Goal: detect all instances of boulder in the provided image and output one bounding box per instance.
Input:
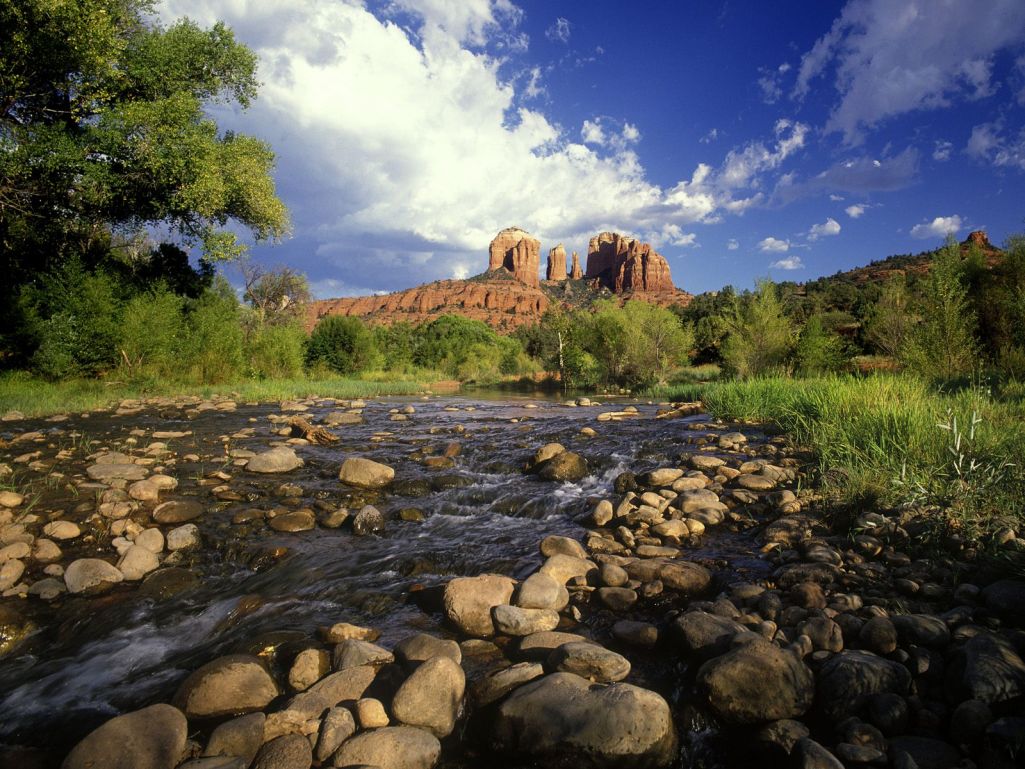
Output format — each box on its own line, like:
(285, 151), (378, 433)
(63, 704), (186, 769)
(152, 500), (204, 524)
(697, 638), (814, 724)
(173, 655), (279, 719)
(546, 642), (630, 683)
(332, 726), (441, 769)
(656, 561), (711, 596)
(492, 672), (677, 767)
(980, 579), (1025, 624)
(394, 633), (462, 666)
(537, 451), (588, 482)
(492, 605), (560, 636)
(64, 558), (124, 594)
(252, 734), (312, 769)
(314, 707), (355, 763)
(117, 545), (160, 581)
(268, 509), (316, 533)
(946, 632), (1025, 704)
(204, 713), (265, 766)
(247, 447), (303, 474)
(515, 573), (569, 611)
(470, 662), (545, 707)
(333, 639), (394, 670)
(352, 504), (386, 536)
(443, 574), (516, 638)
(339, 457), (395, 488)
(674, 611), (748, 660)
(815, 651), (911, 722)
(391, 655), (466, 738)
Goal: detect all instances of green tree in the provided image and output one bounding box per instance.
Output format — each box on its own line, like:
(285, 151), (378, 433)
(249, 322), (306, 379)
(794, 315), (848, 375)
(0, 1), (289, 293)
(864, 276), (913, 358)
(180, 278), (245, 383)
(307, 316), (380, 375)
(118, 286), (184, 379)
(902, 239), (979, 380)
(719, 280), (795, 378)
(620, 300), (694, 386)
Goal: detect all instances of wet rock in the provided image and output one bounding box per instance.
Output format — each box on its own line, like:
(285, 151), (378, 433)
(755, 719), (810, 757)
(443, 574), (516, 638)
(493, 605), (560, 636)
(352, 505), (385, 536)
(332, 726), (441, 769)
(64, 558), (124, 594)
(515, 573), (569, 611)
(950, 699), (993, 746)
(166, 524), (199, 550)
(796, 738), (845, 769)
(534, 443), (566, 464)
(173, 654), (279, 719)
(859, 616), (898, 655)
(539, 553), (595, 584)
(314, 707), (355, 762)
(339, 457), (395, 488)
(392, 655), (465, 737)
(63, 704), (187, 769)
(140, 568), (198, 599)
(204, 713), (265, 766)
(117, 544), (160, 580)
(816, 651), (911, 722)
(42, 520), (80, 540)
(492, 672), (677, 768)
(537, 451), (588, 483)
(269, 509), (316, 532)
(697, 637), (814, 724)
(152, 500), (204, 524)
(87, 462), (148, 481)
(247, 447), (303, 474)
(540, 534), (588, 559)
(0, 604), (35, 657)
(252, 734), (312, 769)
(394, 633), (462, 666)
(546, 642), (630, 683)
(639, 468), (684, 486)
(674, 611), (748, 661)
(946, 632), (1025, 704)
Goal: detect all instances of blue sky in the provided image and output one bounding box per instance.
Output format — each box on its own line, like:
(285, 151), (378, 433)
(160, 0), (1025, 296)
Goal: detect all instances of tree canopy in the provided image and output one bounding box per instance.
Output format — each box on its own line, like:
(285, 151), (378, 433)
(0, 0), (289, 290)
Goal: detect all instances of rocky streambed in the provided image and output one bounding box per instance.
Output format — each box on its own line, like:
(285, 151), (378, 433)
(0, 393), (1023, 769)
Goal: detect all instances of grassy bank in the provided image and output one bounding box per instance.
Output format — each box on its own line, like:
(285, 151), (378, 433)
(0, 372), (452, 418)
(652, 374), (1025, 537)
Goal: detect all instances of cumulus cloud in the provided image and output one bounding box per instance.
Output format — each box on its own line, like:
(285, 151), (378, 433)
(793, 0), (1025, 143)
(726, 239), (739, 250)
(545, 17), (571, 43)
(967, 121), (1025, 170)
(769, 256), (804, 270)
(845, 204), (866, 218)
(159, 0), (811, 295)
(910, 215), (964, 239)
(808, 217), (841, 239)
(758, 237), (791, 252)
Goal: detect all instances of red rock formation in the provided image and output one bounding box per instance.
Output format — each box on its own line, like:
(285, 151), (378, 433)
(570, 252), (583, 280)
(966, 230), (990, 249)
(585, 232), (675, 292)
(488, 227), (541, 287)
(546, 244), (567, 281)
(308, 278), (550, 333)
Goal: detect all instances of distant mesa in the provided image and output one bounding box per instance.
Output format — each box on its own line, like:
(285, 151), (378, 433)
(308, 226), (690, 332)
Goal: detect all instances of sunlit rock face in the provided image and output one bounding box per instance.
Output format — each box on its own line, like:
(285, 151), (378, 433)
(586, 232), (675, 293)
(489, 227), (541, 287)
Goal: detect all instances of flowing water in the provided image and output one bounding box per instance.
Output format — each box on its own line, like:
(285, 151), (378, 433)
(0, 393), (771, 757)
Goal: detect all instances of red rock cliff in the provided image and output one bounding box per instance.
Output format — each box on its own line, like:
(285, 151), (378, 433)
(488, 227), (541, 287)
(546, 244), (567, 281)
(585, 232), (675, 293)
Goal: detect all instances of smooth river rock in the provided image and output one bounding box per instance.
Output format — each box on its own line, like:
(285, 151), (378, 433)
(443, 574), (516, 638)
(492, 672), (677, 768)
(62, 704), (187, 769)
(339, 457), (395, 488)
(332, 725), (441, 769)
(173, 654), (280, 719)
(391, 655), (466, 737)
(64, 558), (124, 594)
(247, 447), (303, 474)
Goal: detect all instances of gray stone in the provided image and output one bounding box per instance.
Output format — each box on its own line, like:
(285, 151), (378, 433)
(888, 736), (961, 769)
(333, 639), (393, 670)
(816, 651), (911, 722)
(247, 447), (303, 474)
(62, 704), (186, 769)
(394, 633), (462, 666)
(946, 632), (1025, 704)
(443, 574), (516, 638)
(339, 457), (394, 488)
(697, 638), (814, 725)
(315, 707), (356, 762)
(492, 605), (559, 636)
(252, 734), (312, 769)
(173, 654), (279, 719)
(492, 672), (677, 768)
(332, 726), (441, 769)
(64, 558), (124, 594)
(546, 642), (630, 682)
(391, 655), (465, 738)
(204, 713), (265, 766)
(674, 611), (747, 661)
(470, 662), (545, 707)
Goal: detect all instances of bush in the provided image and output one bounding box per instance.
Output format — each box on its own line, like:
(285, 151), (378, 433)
(181, 280), (245, 383)
(307, 316), (381, 374)
(250, 322), (306, 378)
(719, 280), (794, 378)
(794, 315), (848, 375)
(119, 287), (185, 380)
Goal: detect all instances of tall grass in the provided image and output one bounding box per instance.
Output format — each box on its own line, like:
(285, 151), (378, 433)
(654, 374), (1025, 532)
(0, 371), (447, 418)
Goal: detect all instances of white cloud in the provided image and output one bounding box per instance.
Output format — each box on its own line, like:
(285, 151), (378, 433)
(933, 140), (953, 161)
(758, 237), (791, 252)
(829, 194), (845, 201)
(808, 217), (841, 239)
(700, 128), (720, 144)
(158, 1), (812, 295)
(769, 256), (804, 270)
(793, 0), (1025, 143)
(967, 121), (1025, 170)
(845, 204), (866, 218)
(910, 215), (964, 239)
(545, 17), (571, 43)
(726, 239), (739, 250)
(774, 147), (919, 204)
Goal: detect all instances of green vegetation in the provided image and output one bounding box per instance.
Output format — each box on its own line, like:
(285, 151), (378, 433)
(652, 375), (1025, 542)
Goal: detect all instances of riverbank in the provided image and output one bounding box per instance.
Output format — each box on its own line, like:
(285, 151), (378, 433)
(0, 373), (455, 419)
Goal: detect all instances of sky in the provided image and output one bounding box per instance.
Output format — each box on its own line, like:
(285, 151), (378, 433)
(158, 0), (1025, 297)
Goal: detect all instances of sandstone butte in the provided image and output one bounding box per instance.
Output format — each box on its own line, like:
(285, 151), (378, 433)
(307, 228), (693, 332)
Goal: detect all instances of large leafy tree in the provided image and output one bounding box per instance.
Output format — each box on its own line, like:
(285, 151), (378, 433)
(0, 0), (289, 289)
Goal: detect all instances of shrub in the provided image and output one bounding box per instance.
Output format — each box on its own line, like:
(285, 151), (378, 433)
(250, 322), (306, 378)
(794, 315), (848, 375)
(307, 316), (381, 374)
(719, 280), (794, 378)
(118, 287), (185, 380)
(181, 280), (245, 383)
